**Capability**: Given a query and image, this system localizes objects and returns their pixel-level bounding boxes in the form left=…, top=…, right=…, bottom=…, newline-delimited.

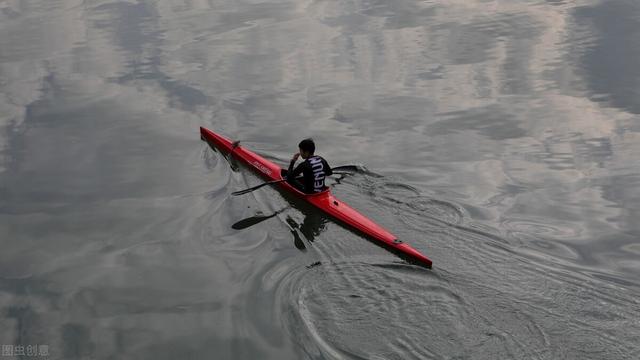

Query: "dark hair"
left=298, top=138, right=315, bottom=154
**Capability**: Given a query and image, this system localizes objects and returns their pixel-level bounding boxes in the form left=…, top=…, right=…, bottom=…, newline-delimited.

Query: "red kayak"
left=200, top=127, right=433, bottom=268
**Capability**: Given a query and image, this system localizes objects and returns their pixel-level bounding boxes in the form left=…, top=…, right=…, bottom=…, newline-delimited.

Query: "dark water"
left=1, top=0, right=639, bottom=359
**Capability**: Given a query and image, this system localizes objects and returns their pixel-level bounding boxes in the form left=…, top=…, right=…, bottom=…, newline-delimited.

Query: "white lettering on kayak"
left=252, top=161, right=273, bottom=176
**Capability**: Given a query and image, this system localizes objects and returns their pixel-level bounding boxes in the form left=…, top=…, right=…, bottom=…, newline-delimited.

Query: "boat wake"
left=272, top=172, right=640, bottom=359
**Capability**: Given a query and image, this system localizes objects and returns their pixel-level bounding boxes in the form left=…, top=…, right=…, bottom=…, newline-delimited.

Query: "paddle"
left=331, top=164, right=360, bottom=173
left=231, top=179, right=287, bottom=196
left=231, top=164, right=360, bottom=196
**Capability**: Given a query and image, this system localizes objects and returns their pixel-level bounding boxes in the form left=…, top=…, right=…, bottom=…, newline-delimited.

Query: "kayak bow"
left=200, top=127, right=433, bottom=268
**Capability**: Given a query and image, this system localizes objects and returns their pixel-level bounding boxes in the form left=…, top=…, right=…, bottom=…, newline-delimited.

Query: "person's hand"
left=291, top=153, right=300, bottom=162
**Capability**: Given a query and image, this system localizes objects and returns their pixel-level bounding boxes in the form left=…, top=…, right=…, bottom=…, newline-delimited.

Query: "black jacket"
left=287, top=155, right=332, bottom=193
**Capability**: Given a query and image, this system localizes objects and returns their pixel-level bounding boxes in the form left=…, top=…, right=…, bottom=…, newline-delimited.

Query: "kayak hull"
left=200, top=127, right=432, bottom=268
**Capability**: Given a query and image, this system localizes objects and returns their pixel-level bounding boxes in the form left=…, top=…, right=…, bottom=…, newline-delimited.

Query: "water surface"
left=1, top=0, right=639, bottom=359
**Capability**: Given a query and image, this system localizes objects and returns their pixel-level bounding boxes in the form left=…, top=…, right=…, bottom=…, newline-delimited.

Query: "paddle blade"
left=332, top=165, right=360, bottom=172
left=231, top=188, right=254, bottom=196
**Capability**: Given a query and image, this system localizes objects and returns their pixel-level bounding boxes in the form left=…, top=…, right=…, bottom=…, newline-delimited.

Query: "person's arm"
left=287, top=153, right=303, bottom=180
left=288, top=163, right=305, bottom=182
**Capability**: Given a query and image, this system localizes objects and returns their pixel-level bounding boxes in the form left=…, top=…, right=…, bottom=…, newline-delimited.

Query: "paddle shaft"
left=231, top=179, right=286, bottom=196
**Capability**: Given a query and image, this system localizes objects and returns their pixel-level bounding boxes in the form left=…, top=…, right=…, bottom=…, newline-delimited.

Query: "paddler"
left=287, top=138, right=332, bottom=193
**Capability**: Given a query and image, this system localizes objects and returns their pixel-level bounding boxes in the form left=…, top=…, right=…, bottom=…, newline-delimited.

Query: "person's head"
left=298, top=138, right=315, bottom=159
